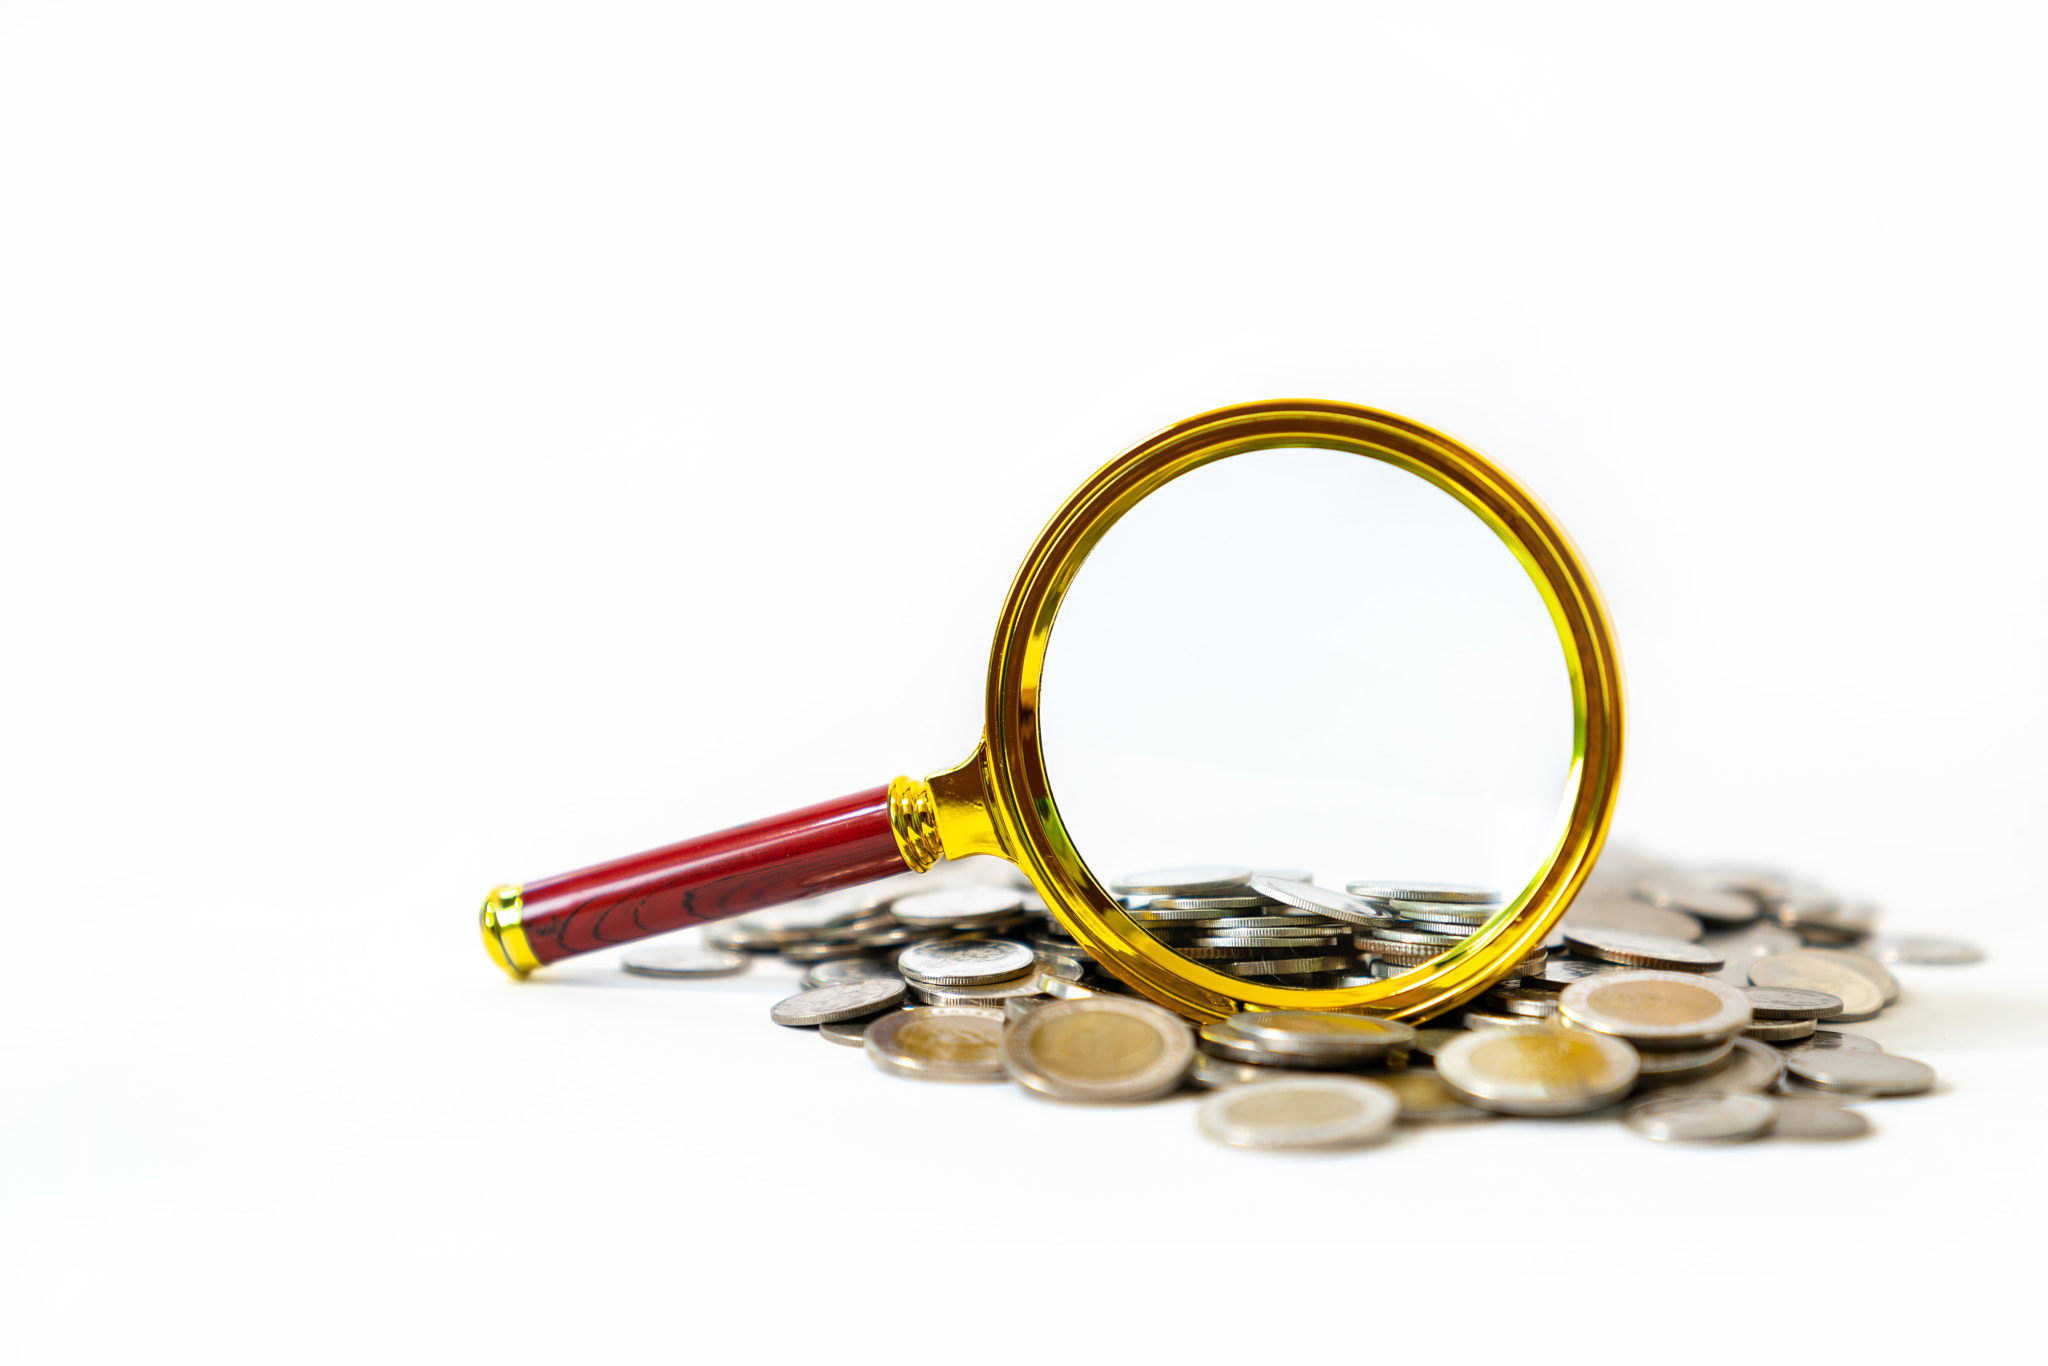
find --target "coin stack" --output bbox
[621,850,1975,1149]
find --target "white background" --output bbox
[3,3,2044,1362]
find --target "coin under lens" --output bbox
[1196,1078,1400,1149]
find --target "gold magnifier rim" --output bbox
[976,398,1625,1023]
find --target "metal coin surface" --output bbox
[1784,1050,1935,1096]
[1144,894,1278,912]
[1217,956,1353,977]
[1741,985,1844,1020]
[887,886,1028,929]
[704,919,783,953]
[1190,1054,1334,1089]
[864,1006,1009,1082]
[1633,878,1760,925]
[1001,997,1195,1102]
[1624,1093,1776,1143]
[1344,880,1500,904]
[1368,926,1469,947]
[1412,1028,1464,1056]
[1562,926,1725,972]
[1226,1012,1417,1060]
[1196,1078,1400,1149]
[1565,898,1705,942]
[1380,899,1500,923]
[1747,953,1884,1021]
[1743,1018,1817,1042]
[1558,970,1751,1050]
[1434,1025,1640,1116]
[770,978,909,1027]
[1632,1038,1737,1082]
[1111,866,1254,896]
[818,1016,874,1048]
[1376,1068,1499,1123]
[1872,935,1982,966]
[1790,947,1901,1005]
[1704,922,1804,985]
[1647,1036,1785,1095]
[1249,876,1386,926]
[896,938,1038,986]
[1776,1028,1881,1055]
[1537,958,1627,988]
[909,973,1051,1008]
[620,944,751,979]
[1770,1101,1873,1139]
[801,957,902,988]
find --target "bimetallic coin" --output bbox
[620,944,751,979]
[1873,935,1982,966]
[1784,1050,1935,1096]
[1770,1101,1874,1140]
[1249,876,1386,926]
[1226,1012,1417,1061]
[888,886,1028,929]
[1562,927,1725,972]
[1376,1068,1499,1123]
[1747,953,1884,1021]
[1196,1078,1400,1149]
[818,1016,874,1048]
[896,938,1038,986]
[1775,1029,1881,1056]
[1646,1036,1785,1095]
[770,978,909,1027]
[1345,880,1500,904]
[801,957,902,989]
[1743,1018,1817,1042]
[1565,898,1705,943]
[1742,986,1844,1020]
[1558,971,1751,1050]
[864,1006,1009,1083]
[1001,997,1195,1103]
[1789,947,1901,1006]
[1435,1025,1640,1116]
[1625,1093,1776,1143]
[1111,866,1255,896]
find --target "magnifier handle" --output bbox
[479,783,924,977]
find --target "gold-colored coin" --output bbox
[864,1006,1008,1083]
[1001,997,1194,1102]
[1435,1024,1639,1116]
[1558,970,1752,1050]
[1375,1068,1499,1123]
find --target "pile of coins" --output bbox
[622,849,1977,1149]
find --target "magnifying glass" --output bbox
[478,398,1624,1023]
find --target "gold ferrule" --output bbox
[886,775,943,872]
[480,884,541,979]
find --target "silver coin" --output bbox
[1632,1038,1738,1083]
[1537,958,1627,988]
[864,1006,1009,1083]
[909,973,1051,1008]
[1196,1021,1365,1069]
[801,957,903,988]
[1742,985,1844,1020]
[1562,926,1724,972]
[1225,1011,1416,1060]
[1189,1054,1316,1090]
[1434,1025,1640,1116]
[1683,1036,1786,1094]
[1462,1009,1530,1031]
[1776,1028,1882,1055]
[1111,866,1254,896]
[1217,956,1354,977]
[887,886,1027,928]
[1784,1050,1936,1096]
[1249,876,1386,926]
[1368,926,1470,947]
[1633,878,1760,926]
[1169,914,1340,930]
[1770,1100,1873,1140]
[1703,921,1803,984]
[1001,997,1195,1103]
[704,919,783,953]
[1872,935,1982,966]
[1344,880,1500,904]
[770,978,909,1027]
[1185,929,1349,944]
[896,938,1038,986]
[1196,1077,1400,1149]
[1381,898,1501,923]
[1143,894,1279,912]
[1558,971,1751,1049]
[1565,898,1705,943]
[1747,953,1884,1021]
[1040,975,1106,1001]
[620,944,751,979]
[1480,987,1561,1018]
[1744,1017,1818,1042]
[1625,1092,1776,1143]
[818,1016,874,1048]
[1790,947,1901,1005]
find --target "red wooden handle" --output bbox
[513,786,908,966]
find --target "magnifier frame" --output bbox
[918,398,1625,1023]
